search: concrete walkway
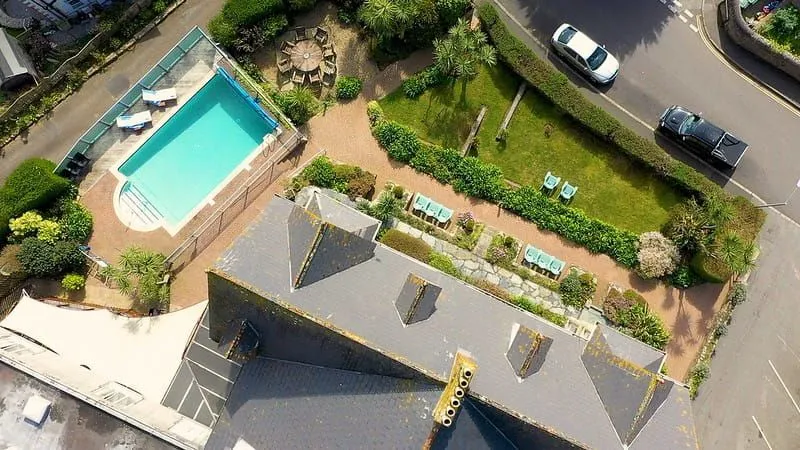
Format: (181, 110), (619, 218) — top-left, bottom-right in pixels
(700, 0), (800, 108)
(0, 0), (225, 181)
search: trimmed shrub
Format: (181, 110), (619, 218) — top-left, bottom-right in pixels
(301, 156), (339, 189)
(273, 86), (321, 125)
(62, 273), (86, 291)
(0, 158), (71, 243)
(366, 100), (385, 125)
(9, 211), (45, 242)
(392, 185), (405, 199)
(17, 238), (84, 278)
(345, 170), (376, 199)
(208, 15), (238, 48)
(428, 251), (463, 279)
(617, 303), (670, 350)
(380, 229), (432, 262)
(261, 14), (289, 41)
(402, 65), (447, 98)
(636, 231), (679, 279)
(509, 295), (568, 326)
(668, 264), (703, 289)
(59, 200), (93, 243)
(335, 76), (364, 100)
(221, 0), (283, 29)
(603, 287), (635, 325)
(559, 271), (596, 309)
(689, 361), (710, 399)
(435, 0), (471, 28)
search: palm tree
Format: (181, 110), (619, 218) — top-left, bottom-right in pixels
(359, 0), (408, 40)
(370, 192), (402, 224)
(713, 232), (757, 280)
(433, 18), (497, 83)
(100, 246), (169, 310)
(664, 198), (711, 253)
(275, 87), (320, 125)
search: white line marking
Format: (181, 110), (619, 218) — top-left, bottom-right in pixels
(684, 10), (694, 18)
(185, 358), (238, 384)
(768, 359), (800, 414)
(777, 335), (800, 364)
(200, 385), (228, 401)
(176, 380), (193, 411)
(193, 401), (204, 420)
(491, 0), (800, 230)
(198, 322), (209, 330)
(673, 0), (683, 6)
(689, 23), (699, 33)
(752, 416), (774, 450)
(679, 15), (688, 23)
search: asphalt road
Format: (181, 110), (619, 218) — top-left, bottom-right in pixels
(693, 212), (800, 450)
(492, 0), (800, 224)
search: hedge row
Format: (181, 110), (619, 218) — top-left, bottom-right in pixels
(0, 159), (71, 243)
(477, 4), (722, 199)
(370, 114), (639, 267)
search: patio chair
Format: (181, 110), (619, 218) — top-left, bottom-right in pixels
(425, 200), (443, 219)
(309, 70), (321, 84)
(549, 258), (566, 277)
(294, 27), (307, 41)
(314, 27), (328, 44)
(536, 252), (554, 271)
(280, 40), (296, 51)
(59, 169), (78, 183)
(542, 171), (561, 191)
(412, 193), (430, 212)
(436, 206), (453, 225)
(73, 152), (90, 164)
(523, 244), (542, 265)
(560, 182), (578, 202)
(278, 58), (293, 74)
(291, 71), (306, 85)
(323, 48), (335, 59)
(321, 59), (336, 75)
(321, 74), (333, 88)
(323, 43), (333, 51)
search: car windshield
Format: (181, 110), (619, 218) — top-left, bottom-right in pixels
(679, 114), (702, 134)
(557, 27), (577, 44)
(586, 47), (607, 70)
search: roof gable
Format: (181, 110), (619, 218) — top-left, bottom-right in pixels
(307, 191), (380, 240)
(395, 273), (441, 325)
(288, 205), (376, 289)
(506, 323), (552, 379)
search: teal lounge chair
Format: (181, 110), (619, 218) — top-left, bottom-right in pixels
(536, 252), (554, 271)
(549, 258), (565, 277)
(425, 200), (442, 218)
(560, 182), (578, 201)
(524, 244), (541, 265)
(543, 171), (561, 191)
(413, 193), (430, 212)
(436, 206), (453, 224)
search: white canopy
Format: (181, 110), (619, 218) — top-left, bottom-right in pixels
(0, 295), (206, 401)
(142, 88), (177, 103)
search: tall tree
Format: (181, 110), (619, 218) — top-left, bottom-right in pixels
(359, 0), (409, 39)
(433, 18), (497, 82)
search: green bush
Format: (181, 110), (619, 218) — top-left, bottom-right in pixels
(509, 295), (568, 326)
(261, 14), (290, 41)
(17, 238), (83, 278)
(380, 229), (433, 262)
(689, 361), (710, 399)
(0, 159), (71, 243)
(472, 278), (511, 300)
(428, 251), (463, 279)
(616, 303), (670, 350)
(287, 0), (319, 11)
(435, 0), (471, 28)
(62, 273), (86, 291)
(559, 271), (595, 309)
(485, 233), (518, 265)
(221, 0), (284, 29)
(603, 287), (636, 325)
(99, 247), (170, 309)
(208, 15), (238, 48)
(402, 65), (447, 98)
(367, 100), (385, 125)
(273, 86), (321, 125)
(59, 200), (93, 243)
(668, 264), (703, 289)
(300, 156), (339, 189)
(335, 76), (364, 100)
(343, 167), (376, 199)
(728, 282), (747, 306)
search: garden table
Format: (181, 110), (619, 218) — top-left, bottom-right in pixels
(289, 39), (324, 73)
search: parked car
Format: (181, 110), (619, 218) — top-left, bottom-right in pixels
(550, 24), (619, 85)
(658, 105), (749, 169)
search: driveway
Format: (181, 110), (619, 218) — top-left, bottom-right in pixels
(490, 0), (800, 223)
(0, 0), (224, 180)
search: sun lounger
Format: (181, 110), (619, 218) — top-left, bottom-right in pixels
(436, 206), (453, 224)
(116, 110), (152, 130)
(524, 244), (542, 265)
(542, 171), (561, 191)
(142, 88), (177, 106)
(560, 182), (577, 201)
(412, 193), (430, 212)
(536, 252), (554, 271)
(549, 258), (565, 277)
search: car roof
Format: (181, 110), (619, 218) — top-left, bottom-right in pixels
(566, 29), (600, 59)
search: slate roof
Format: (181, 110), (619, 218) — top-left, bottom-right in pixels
(210, 195), (698, 449)
(305, 190), (380, 240)
(204, 357), (513, 450)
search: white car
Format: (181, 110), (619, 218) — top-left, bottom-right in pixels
(550, 24), (619, 85)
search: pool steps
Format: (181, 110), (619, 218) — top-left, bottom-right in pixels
(119, 183), (163, 227)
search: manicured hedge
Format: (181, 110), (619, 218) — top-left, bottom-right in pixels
(380, 229), (433, 262)
(370, 115), (639, 267)
(0, 159), (71, 243)
(477, 4), (721, 199)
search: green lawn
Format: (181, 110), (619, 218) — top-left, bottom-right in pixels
(379, 65), (685, 233)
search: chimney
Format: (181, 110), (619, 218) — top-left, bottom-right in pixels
(431, 351), (477, 428)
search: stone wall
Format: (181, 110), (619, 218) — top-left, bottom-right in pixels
(724, 0), (800, 82)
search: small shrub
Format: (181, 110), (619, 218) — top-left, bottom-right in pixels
(456, 211), (474, 228)
(221, 0), (284, 29)
(472, 278), (511, 301)
(17, 238), (83, 278)
(335, 76), (363, 100)
(152, 0), (168, 14)
(380, 229), (432, 262)
(463, 218), (475, 233)
(62, 273), (86, 291)
(36, 220), (61, 244)
(485, 234), (518, 265)
(623, 289), (646, 306)
(559, 271), (596, 309)
(503, 234), (516, 247)
(59, 201), (93, 243)
(603, 287), (635, 325)
(273, 87), (321, 125)
(428, 252), (463, 279)
(300, 156), (338, 189)
(392, 185), (405, 199)
(509, 295), (568, 326)
(345, 171), (376, 199)
(668, 264), (703, 289)
(366, 100), (385, 125)
(9, 211), (44, 241)
(100, 247), (169, 309)
(616, 303), (670, 350)
(260, 14), (289, 41)
(636, 231), (679, 279)
(713, 321), (728, 339)
(689, 361), (710, 399)
(435, 0), (471, 28)
(728, 283), (747, 306)
(402, 66), (446, 98)
(208, 15), (238, 47)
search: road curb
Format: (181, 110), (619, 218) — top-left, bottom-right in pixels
(699, 0), (800, 112)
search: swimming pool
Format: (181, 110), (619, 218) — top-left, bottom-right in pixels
(117, 72), (277, 231)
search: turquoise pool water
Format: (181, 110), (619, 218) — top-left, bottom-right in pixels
(118, 73), (276, 227)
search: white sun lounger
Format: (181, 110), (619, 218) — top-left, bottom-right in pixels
(142, 88), (177, 105)
(116, 110), (152, 130)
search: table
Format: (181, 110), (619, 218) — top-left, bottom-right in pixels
(289, 39), (323, 73)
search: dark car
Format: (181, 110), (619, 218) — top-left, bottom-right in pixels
(658, 105), (748, 169)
